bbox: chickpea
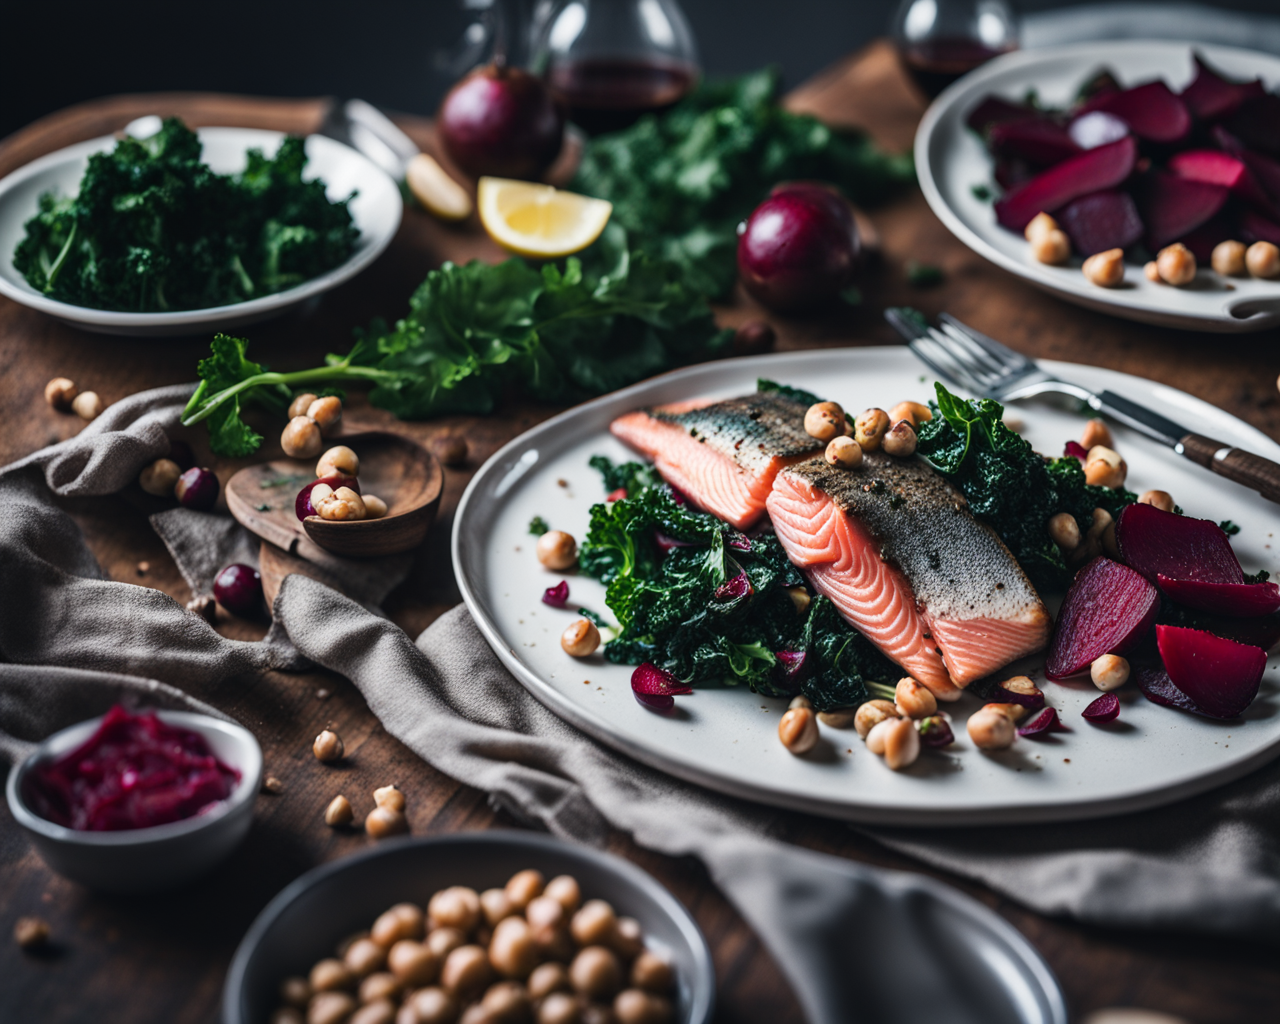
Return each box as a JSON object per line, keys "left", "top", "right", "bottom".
{"left": 537, "top": 993, "right": 581, "bottom": 1024}
{"left": 1085, "top": 507, "right": 1115, "bottom": 562}
{"left": 504, "top": 869, "right": 545, "bottom": 911}
{"left": 1084, "top": 446, "right": 1127, "bottom": 489}
{"left": 441, "top": 944, "right": 493, "bottom": 997}
{"left": 488, "top": 915, "right": 538, "bottom": 979}
{"left": 894, "top": 676, "right": 937, "bottom": 719}
{"left": 372, "top": 903, "right": 425, "bottom": 947}
{"left": 482, "top": 980, "right": 533, "bottom": 1021}
{"left": 405, "top": 988, "right": 459, "bottom": 1024}
{"left": 824, "top": 435, "right": 863, "bottom": 468}
{"left": 630, "top": 952, "right": 673, "bottom": 994}
{"left": 72, "top": 390, "right": 103, "bottom": 421}
{"left": 388, "top": 939, "right": 438, "bottom": 986}
{"left": 1079, "top": 418, "right": 1112, "bottom": 450}
{"left": 363, "top": 495, "right": 389, "bottom": 519}
{"left": 1212, "top": 240, "right": 1247, "bottom": 277}
{"left": 314, "top": 729, "right": 345, "bottom": 762}
{"left": 561, "top": 619, "right": 601, "bottom": 658}
{"left": 282, "top": 977, "right": 313, "bottom": 1008}
{"left": 309, "top": 992, "right": 357, "bottom": 1024}
{"left": 311, "top": 959, "right": 355, "bottom": 993}
{"left": 854, "top": 408, "right": 891, "bottom": 451}
{"left": 786, "top": 586, "right": 810, "bottom": 614}
{"left": 579, "top": 1006, "right": 616, "bottom": 1024}
{"left": 427, "top": 927, "right": 467, "bottom": 960}
{"left": 1155, "top": 243, "right": 1196, "bottom": 286}
{"left": 1081, "top": 248, "right": 1125, "bottom": 288}
{"left": 881, "top": 419, "right": 918, "bottom": 458}
{"left": 431, "top": 886, "right": 483, "bottom": 933}
{"left": 777, "top": 706, "right": 819, "bottom": 755}
{"left": 480, "top": 888, "right": 515, "bottom": 928}
{"left": 1138, "top": 489, "right": 1175, "bottom": 513}
{"left": 570, "top": 900, "right": 617, "bottom": 947}
{"left": 967, "top": 707, "right": 1016, "bottom": 750}
{"left": 1023, "top": 212, "right": 1059, "bottom": 242}
{"left": 290, "top": 393, "right": 320, "bottom": 419}
{"left": 272, "top": 1008, "right": 305, "bottom": 1024}
{"left": 351, "top": 1000, "right": 396, "bottom": 1024}
{"left": 610, "top": 917, "right": 644, "bottom": 960}
{"left": 889, "top": 401, "right": 932, "bottom": 427}
{"left": 1030, "top": 229, "right": 1071, "bottom": 266}
{"left": 324, "top": 794, "right": 355, "bottom": 826}
{"left": 369, "top": 786, "right": 403, "bottom": 814}
{"left": 346, "top": 938, "right": 387, "bottom": 978}
{"left": 317, "top": 486, "right": 367, "bottom": 521}
{"left": 1048, "top": 512, "right": 1081, "bottom": 552}
{"left": 985, "top": 702, "right": 1028, "bottom": 724}
{"left": 803, "top": 401, "right": 846, "bottom": 441}
{"left": 1246, "top": 240, "right": 1280, "bottom": 279}
{"left": 366, "top": 806, "right": 408, "bottom": 839}
{"left": 878, "top": 717, "right": 919, "bottom": 770}
{"left": 139, "top": 457, "right": 182, "bottom": 497}
{"left": 864, "top": 717, "right": 895, "bottom": 756}
{"left": 570, "top": 946, "right": 624, "bottom": 1000}
{"left": 614, "top": 990, "right": 672, "bottom": 1024}
{"left": 308, "top": 396, "right": 344, "bottom": 436}
{"left": 817, "top": 707, "right": 857, "bottom": 728}
{"left": 1091, "top": 653, "right": 1130, "bottom": 691}
{"left": 536, "top": 531, "right": 578, "bottom": 571}
{"left": 317, "top": 446, "right": 360, "bottom": 479}
{"left": 533, "top": 925, "right": 575, "bottom": 962}
{"left": 854, "top": 699, "right": 900, "bottom": 738}
{"left": 543, "top": 875, "right": 581, "bottom": 914}
{"left": 44, "top": 377, "right": 78, "bottom": 410}
{"left": 525, "top": 895, "right": 566, "bottom": 934}
{"left": 1143, "top": 260, "right": 1162, "bottom": 283}
{"left": 359, "top": 973, "right": 401, "bottom": 1004}
{"left": 529, "top": 961, "right": 572, "bottom": 999}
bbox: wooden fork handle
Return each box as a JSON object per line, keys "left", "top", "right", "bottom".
{"left": 1178, "top": 433, "right": 1280, "bottom": 505}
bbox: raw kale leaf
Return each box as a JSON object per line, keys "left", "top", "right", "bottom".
{"left": 588, "top": 455, "right": 664, "bottom": 498}
{"left": 571, "top": 68, "right": 915, "bottom": 299}
{"left": 14, "top": 119, "right": 358, "bottom": 312}
{"left": 917, "top": 382, "right": 1135, "bottom": 592}
{"left": 580, "top": 457, "right": 897, "bottom": 710}
{"left": 756, "top": 378, "right": 823, "bottom": 408}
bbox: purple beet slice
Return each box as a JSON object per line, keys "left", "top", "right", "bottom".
{"left": 1017, "top": 707, "right": 1061, "bottom": 738}
{"left": 1176, "top": 216, "right": 1233, "bottom": 263}
{"left": 1045, "top": 557, "right": 1160, "bottom": 680}
{"left": 1240, "top": 209, "right": 1280, "bottom": 246}
{"left": 1080, "top": 80, "right": 1191, "bottom": 144}
{"left": 1238, "top": 149, "right": 1280, "bottom": 205}
{"left": 988, "top": 117, "right": 1080, "bottom": 166}
{"left": 1068, "top": 110, "right": 1130, "bottom": 151}
{"left": 1058, "top": 189, "right": 1144, "bottom": 256}
{"left": 1082, "top": 692, "right": 1120, "bottom": 724}
{"left": 967, "top": 95, "right": 1032, "bottom": 133}
{"left": 994, "top": 158, "right": 1036, "bottom": 191}
{"left": 1227, "top": 94, "right": 1280, "bottom": 157}
{"left": 631, "top": 662, "right": 692, "bottom": 712}
{"left": 1157, "top": 574, "right": 1280, "bottom": 618}
{"left": 1156, "top": 624, "right": 1265, "bottom": 719}
{"left": 1137, "top": 171, "right": 1231, "bottom": 250}
{"left": 1180, "top": 52, "right": 1265, "bottom": 122}
{"left": 994, "top": 136, "right": 1138, "bottom": 234}
{"left": 1114, "top": 503, "right": 1243, "bottom": 585}
{"left": 1134, "top": 662, "right": 1204, "bottom": 714}
{"left": 1168, "top": 150, "right": 1278, "bottom": 216}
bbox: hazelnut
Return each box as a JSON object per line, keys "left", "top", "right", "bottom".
{"left": 308, "top": 992, "right": 356, "bottom": 1024}
{"left": 282, "top": 416, "right": 323, "bottom": 458}
{"left": 14, "top": 916, "right": 50, "bottom": 949}
{"left": 1138, "top": 490, "right": 1174, "bottom": 513}
{"left": 1048, "top": 512, "right": 1081, "bottom": 551}
{"left": 789, "top": 694, "right": 813, "bottom": 711}
{"left": 630, "top": 951, "right": 674, "bottom": 994}
{"left": 388, "top": 940, "right": 438, "bottom": 987}
{"left": 317, "top": 486, "right": 367, "bottom": 521}
{"left": 536, "top": 992, "right": 580, "bottom": 1024}
{"left": 1091, "top": 653, "right": 1130, "bottom": 691}
{"left": 139, "top": 458, "right": 182, "bottom": 496}
{"left": 431, "top": 885, "right": 483, "bottom": 931}
{"left": 371, "top": 904, "right": 425, "bottom": 947}
{"left": 433, "top": 436, "right": 469, "bottom": 467}
{"left": 427, "top": 927, "right": 466, "bottom": 960}
{"left": 72, "top": 390, "right": 102, "bottom": 420}
{"left": 44, "top": 377, "right": 78, "bottom": 410}
{"left": 1081, "top": 248, "right": 1125, "bottom": 288}
{"left": 324, "top": 795, "right": 354, "bottom": 827}
{"left": 526, "top": 895, "right": 566, "bottom": 932}
{"left": 441, "top": 944, "right": 493, "bottom": 997}
{"left": 1030, "top": 229, "right": 1071, "bottom": 265}
{"left": 888, "top": 401, "right": 932, "bottom": 427}
{"left": 481, "top": 980, "right": 532, "bottom": 1020}
{"left": 777, "top": 707, "right": 819, "bottom": 755}
{"left": 345, "top": 937, "right": 387, "bottom": 977}
{"left": 882, "top": 718, "right": 920, "bottom": 770}
{"left": 817, "top": 707, "right": 857, "bottom": 728}
{"left": 561, "top": 619, "right": 601, "bottom": 657}
{"left": 316, "top": 445, "right": 360, "bottom": 478}
{"left": 358, "top": 973, "right": 400, "bottom": 1004}
{"left": 536, "top": 530, "right": 577, "bottom": 570}
{"left": 405, "top": 988, "right": 459, "bottom": 1024}
{"left": 543, "top": 875, "right": 582, "bottom": 914}
{"left": 825, "top": 435, "right": 863, "bottom": 468}
{"left": 967, "top": 707, "right": 1016, "bottom": 750}
{"left": 881, "top": 419, "right": 917, "bottom": 458}
{"left": 854, "top": 699, "right": 900, "bottom": 738}
{"left": 1023, "top": 212, "right": 1058, "bottom": 242}
{"left": 570, "top": 946, "right": 624, "bottom": 1000}
{"left": 281, "top": 977, "right": 312, "bottom": 1008}
{"left": 1143, "top": 260, "right": 1162, "bottom": 283}
{"left": 350, "top": 1000, "right": 395, "bottom": 1024}
{"left": 489, "top": 915, "right": 539, "bottom": 978}
{"left": 365, "top": 806, "right": 408, "bottom": 839}
{"left": 480, "top": 888, "right": 515, "bottom": 928}
{"left": 362, "top": 495, "right": 388, "bottom": 519}
{"left": 894, "top": 676, "right": 936, "bottom": 719}
{"left": 373, "top": 785, "right": 405, "bottom": 812}
{"left": 529, "top": 961, "right": 572, "bottom": 999}
{"left": 854, "top": 408, "right": 891, "bottom": 451}
{"left": 313, "top": 729, "right": 344, "bottom": 762}
{"left": 308, "top": 396, "right": 344, "bottom": 436}
{"left": 289, "top": 393, "right": 320, "bottom": 419}
{"left": 310, "top": 958, "right": 354, "bottom": 992}
{"left": 1212, "top": 240, "right": 1247, "bottom": 277}
{"left": 803, "top": 401, "right": 845, "bottom": 442}
{"left": 1084, "top": 446, "right": 1127, "bottom": 488}
{"left": 1079, "top": 418, "right": 1113, "bottom": 450}
{"left": 504, "top": 869, "right": 545, "bottom": 910}
{"left": 570, "top": 900, "right": 616, "bottom": 947}
{"left": 1155, "top": 242, "right": 1196, "bottom": 286}
{"left": 1246, "top": 240, "right": 1280, "bottom": 279}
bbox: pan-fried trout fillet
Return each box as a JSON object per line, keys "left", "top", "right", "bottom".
{"left": 610, "top": 392, "right": 821, "bottom": 530}
{"left": 767, "top": 453, "right": 1051, "bottom": 698}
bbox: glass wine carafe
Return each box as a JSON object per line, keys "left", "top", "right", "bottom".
{"left": 530, "top": 0, "right": 701, "bottom": 134}
{"left": 891, "top": 0, "right": 1020, "bottom": 100}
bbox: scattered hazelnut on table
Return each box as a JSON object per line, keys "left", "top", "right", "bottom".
{"left": 308, "top": 396, "right": 344, "bottom": 436}
{"left": 313, "top": 729, "right": 345, "bottom": 762}
{"left": 262, "top": 775, "right": 285, "bottom": 793}
{"left": 366, "top": 805, "right": 408, "bottom": 839}
{"left": 288, "top": 393, "right": 319, "bottom": 419}
{"left": 14, "top": 916, "right": 51, "bottom": 950}
{"left": 433, "top": 436, "right": 469, "bottom": 467}
{"left": 282, "top": 416, "right": 323, "bottom": 459}
{"left": 373, "top": 785, "right": 405, "bottom": 813}
{"left": 72, "top": 390, "right": 102, "bottom": 421}
{"left": 324, "top": 795, "right": 354, "bottom": 827}
{"left": 44, "top": 377, "right": 77, "bottom": 411}
{"left": 316, "top": 445, "right": 359, "bottom": 478}
{"left": 1212, "top": 240, "right": 1247, "bottom": 277}
{"left": 1030, "top": 229, "right": 1071, "bottom": 266}
{"left": 536, "top": 530, "right": 577, "bottom": 570}
{"left": 561, "top": 618, "right": 601, "bottom": 657}
{"left": 139, "top": 458, "right": 182, "bottom": 496}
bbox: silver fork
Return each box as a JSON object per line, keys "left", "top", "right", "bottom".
{"left": 885, "top": 308, "right": 1280, "bottom": 506}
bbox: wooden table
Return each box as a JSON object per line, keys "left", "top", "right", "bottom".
{"left": 2, "top": 42, "right": 1278, "bottom": 1024}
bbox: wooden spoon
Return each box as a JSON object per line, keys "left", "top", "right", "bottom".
{"left": 226, "top": 431, "right": 443, "bottom": 558}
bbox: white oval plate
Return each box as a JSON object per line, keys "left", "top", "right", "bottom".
{"left": 0, "top": 127, "right": 402, "bottom": 336}
{"left": 916, "top": 41, "right": 1280, "bottom": 333}
{"left": 453, "top": 349, "right": 1280, "bottom": 826}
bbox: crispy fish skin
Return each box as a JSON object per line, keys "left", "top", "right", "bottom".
{"left": 653, "top": 393, "right": 820, "bottom": 473}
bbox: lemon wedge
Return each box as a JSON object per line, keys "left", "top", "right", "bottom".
{"left": 477, "top": 177, "right": 612, "bottom": 259}
{"left": 406, "top": 153, "right": 472, "bottom": 222}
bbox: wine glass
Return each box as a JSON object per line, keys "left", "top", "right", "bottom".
{"left": 891, "top": 0, "right": 1020, "bottom": 100}
{"left": 530, "top": 0, "right": 701, "bottom": 134}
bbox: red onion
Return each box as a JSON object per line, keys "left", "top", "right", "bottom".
{"left": 774, "top": 650, "right": 807, "bottom": 683}
{"left": 542, "top": 581, "right": 570, "bottom": 608}
{"left": 438, "top": 63, "right": 564, "bottom": 180}
{"left": 213, "top": 564, "right": 263, "bottom": 618}
{"left": 175, "top": 467, "right": 219, "bottom": 511}
{"left": 713, "top": 572, "right": 753, "bottom": 602}
{"left": 1064, "top": 440, "right": 1089, "bottom": 462}
{"left": 654, "top": 530, "right": 695, "bottom": 553}
{"left": 918, "top": 715, "right": 955, "bottom": 748}
{"left": 296, "top": 475, "right": 360, "bottom": 521}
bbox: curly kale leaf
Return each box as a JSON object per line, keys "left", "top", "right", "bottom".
{"left": 588, "top": 455, "right": 664, "bottom": 498}
{"left": 756, "top": 378, "right": 824, "bottom": 408}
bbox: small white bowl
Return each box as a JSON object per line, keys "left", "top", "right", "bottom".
{"left": 6, "top": 709, "right": 262, "bottom": 892}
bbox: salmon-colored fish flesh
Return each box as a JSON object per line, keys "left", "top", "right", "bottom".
{"left": 610, "top": 392, "right": 821, "bottom": 530}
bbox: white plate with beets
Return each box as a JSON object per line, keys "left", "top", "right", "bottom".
{"left": 453, "top": 348, "right": 1280, "bottom": 826}
{"left": 916, "top": 41, "right": 1280, "bottom": 332}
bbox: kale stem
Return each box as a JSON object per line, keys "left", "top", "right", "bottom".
{"left": 43, "top": 221, "right": 77, "bottom": 291}
{"left": 179, "top": 363, "right": 396, "bottom": 427}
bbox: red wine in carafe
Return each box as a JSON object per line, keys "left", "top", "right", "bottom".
{"left": 546, "top": 58, "right": 696, "bottom": 134}
{"left": 899, "top": 37, "right": 1014, "bottom": 98}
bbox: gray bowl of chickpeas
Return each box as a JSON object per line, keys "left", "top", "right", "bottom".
{"left": 223, "top": 831, "right": 713, "bottom": 1024}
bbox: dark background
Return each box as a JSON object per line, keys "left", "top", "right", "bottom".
{"left": 1, "top": 0, "right": 1277, "bottom": 142}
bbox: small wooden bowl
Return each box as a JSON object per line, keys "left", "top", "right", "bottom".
{"left": 226, "top": 431, "right": 443, "bottom": 558}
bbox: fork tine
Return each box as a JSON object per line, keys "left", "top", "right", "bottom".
{"left": 936, "top": 321, "right": 1011, "bottom": 379}
{"left": 925, "top": 328, "right": 1006, "bottom": 390}
{"left": 910, "top": 335, "right": 986, "bottom": 395}
{"left": 939, "top": 313, "right": 1035, "bottom": 372}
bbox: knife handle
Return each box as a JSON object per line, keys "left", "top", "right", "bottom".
{"left": 1178, "top": 433, "right": 1280, "bottom": 505}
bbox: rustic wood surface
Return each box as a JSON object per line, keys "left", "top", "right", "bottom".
{"left": 2, "top": 41, "right": 1279, "bottom": 1024}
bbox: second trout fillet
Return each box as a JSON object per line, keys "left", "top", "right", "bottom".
{"left": 767, "top": 453, "right": 1051, "bottom": 698}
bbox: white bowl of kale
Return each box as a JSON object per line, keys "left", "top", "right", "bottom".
{"left": 0, "top": 119, "right": 402, "bottom": 336}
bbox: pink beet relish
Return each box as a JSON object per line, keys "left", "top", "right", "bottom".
{"left": 26, "top": 705, "right": 240, "bottom": 831}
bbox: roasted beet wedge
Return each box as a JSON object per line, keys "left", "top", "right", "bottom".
{"left": 1114, "top": 503, "right": 1243, "bottom": 585}
{"left": 994, "top": 136, "right": 1138, "bottom": 233}
{"left": 988, "top": 117, "right": 1080, "bottom": 166}
{"left": 1137, "top": 171, "right": 1231, "bottom": 250}
{"left": 1177, "top": 216, "right": 1233, "bottom": 263}
{"left": 1179, "top": 52, "right": 1265, "bottom": 122}
{"left": 1134, "top": 662, "right": 1204, "bottom": 714}
{"left": 1045, "top": 557, "right": 1160, "bottom": 680}
{"left": 1080, "top": 80, "right": 1191, "bottom": 144}
{"left": 1239, "top": 149, "right": 1280, "bottom": 205}
{"left": 967, "top": 96, "right": 1032, "bottom": 133}
{"left": 1168, "top": 149, "right": 1276, "bottom": 212}
{"left": 1156, "top": 624, "right": 1265, "bottom": 719}
{"left": 1058, "top": 190, "right": 1144, "bottom": 256}
{"left": 1227, "top": 94, "right": 1280, "bottom": 157}
{"left": 994, "top": 158, "right": 1036, "bottom": 191}
{"left": 1240, "top": 209, "right": 1280, "bottom": 246}
{"left": 1157, "top": 575, "right": 1280, "bottom": 618}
